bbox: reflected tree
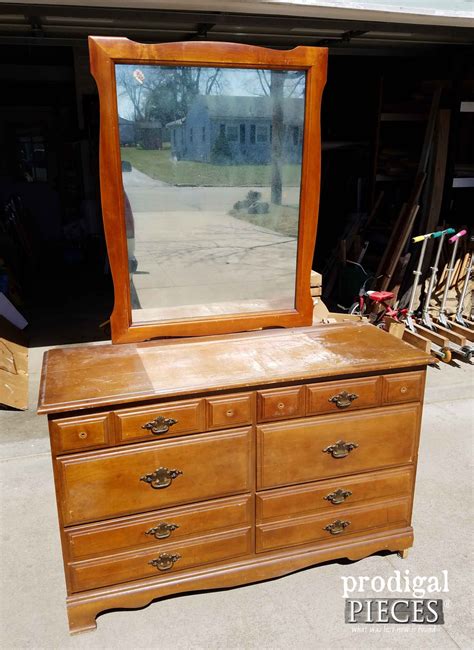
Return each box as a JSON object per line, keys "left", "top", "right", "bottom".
{"left": 116, "top": 66, "right": 224, "bottom": 125}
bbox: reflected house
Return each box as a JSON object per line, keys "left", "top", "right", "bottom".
{"left": 166, "top": 95, "right": 304, "bottom": 164}
{"left": 119, "top": 116, "right": 163, "bottom": 149}
{"left": 119, "top": 116, "right": 136, "bottom": 146}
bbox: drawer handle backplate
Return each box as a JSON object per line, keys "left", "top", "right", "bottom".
{"left": 142, "top": 416, "right": 178, "bottom": 435}
{"left": 146, "top": 522, "right": 179, "bottom": 539}
{"left": 149, "top": 552, "right": 181, "bottom": 571}
{"left": 329, "top": 391, "right": 359, "bottom": 409}
{"left": 324, "top": 519, "right": 350, "bottom": 535}
{"left": 324, "top": 488, "right": 352, "bottom": 505}
{"left": 323, "top": 440, "right": 358, "bottom": 459}
{"left": 140, "top": 467, "right": 183, "bottom": 489}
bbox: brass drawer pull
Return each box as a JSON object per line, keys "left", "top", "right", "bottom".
{"left": 329, "top": 391, "right": 359, "bottom": 409}
{"left": 140, "top": 467, "right": 183, "bottom": 489}
{"left": 149, "top": 552, "right": 181, "bottom": 571}
{"left": 324, "top": 488, "right": 352, "bottom": 505}
{"left": 146, "top": 522, "right": 179, "bottom": 539}
{"left": 323, "top": 440, "right": 358, "bottom": 459}
{"left": 142, "top": 416, "right": 178, "bottom": 435}
{"left": 324, "top": 519, "right": 350, "bottom": 535}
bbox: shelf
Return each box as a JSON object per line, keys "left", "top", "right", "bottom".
{"left": 452, "top": 177, "right": 474, "bottom": 188}
{"left": 381, "top": 113, "right": 427, "bottom": 122}
{"left": 460, "top": 101, "right": 474, "bottom": 113}
{"left": 376, "top": 174, "right": 412, "bottom": 182}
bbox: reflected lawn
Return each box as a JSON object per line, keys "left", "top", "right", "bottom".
{"left": 121, "top": 146, "right": 301, "bottom": 187}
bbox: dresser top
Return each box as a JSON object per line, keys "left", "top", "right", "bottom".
{"left": 38, "top": 322, "right": 431, "bottom": 415}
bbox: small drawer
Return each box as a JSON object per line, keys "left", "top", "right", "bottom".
{"left": 65, "top": 494, "right": 253, "bottom": 560}
{"left": 306, "top": 376, "right": 381, "bottom": 416}
{"left": 257, "top": 404, "right": 419, "bottom": 490}
{"left": 115, "top": 399, "right": 204, "bottom": 444}
{"left": 206, "top": 393, "right": 252, "bottom": 430}
{"left": 257, "top": 386, "right": 305, "bottom": 422}
{"left": 69, "top": 527, "right": 252, "bottom": 592}
{"left": 256, "top": 497, "right": 410, "bottom": 553}
{"left": 50, "top": 414, "right": 111, "bottom": 453}
{"left": 58, "top": 427, "right": 252, "bottom": 526}
{"left": 256, "top": 467, "right": 413, "bottom": 522}
{"left": 383, "top": 372, "right": 424, "bottom": 405}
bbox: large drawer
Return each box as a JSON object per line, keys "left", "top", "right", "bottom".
{"left": 256, "top": 467, "right": 413, "bottom": 522}
{"left": 66, "top": 494, "right": 253, "bottom": 560}
{"left": 257, "top": 404, "right": 420, "bottom": 489}
{"left": 256, "top": 497, "right": 410, "bottom": 553}
{"left": 58, "top": 428, "right": 252, "bottom": 526}
{"left": 69, "top": 527, "right": 252, "bottom": 592}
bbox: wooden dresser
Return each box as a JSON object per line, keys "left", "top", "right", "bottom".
{"left": 38, "top": 322, "right": 431, "bottom": 633}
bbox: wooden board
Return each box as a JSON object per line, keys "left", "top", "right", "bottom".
{"left": 448, "top": 321, "right": 474, "bottom": 340}
{"left": 0, "top": 316, "right": 28, "bottom": 410}
{"left": 414, "top": 323, "right": 449, "bottom": 347}
{"left": 402, "top": 329, "right": 431, "bottom": 354}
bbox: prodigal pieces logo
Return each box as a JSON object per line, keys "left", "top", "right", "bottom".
{"left": 342, "top": 570, "right": 448, "bottom": 624}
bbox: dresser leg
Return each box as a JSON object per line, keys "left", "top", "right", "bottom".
{"left": 397, "top": 549, "right": 409, "bottom": 559}
{"left": 67, "top": 602, "right": 98, "bottom": 635}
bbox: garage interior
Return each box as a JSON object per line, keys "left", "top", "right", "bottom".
{"left": 0, "top": 4, "right": 472, "bottom": 349}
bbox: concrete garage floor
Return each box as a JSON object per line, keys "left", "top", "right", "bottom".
{"left": 0, "top": 343, "right": 473, "bottom": 649}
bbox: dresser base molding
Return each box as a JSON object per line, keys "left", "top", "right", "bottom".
{"left": 66, "top": 527, "right": 413, "bottom": 634}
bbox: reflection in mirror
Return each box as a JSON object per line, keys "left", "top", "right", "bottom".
{"left": 115, "top": 65, "right": 306, "bottom": 323}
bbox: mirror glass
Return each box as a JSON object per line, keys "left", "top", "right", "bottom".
{"left": 115, "top": 64, "right": 306, "bottom": 323}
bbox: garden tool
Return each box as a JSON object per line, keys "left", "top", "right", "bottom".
{"left": 421, "top": 228, "right": 455, "bottom": 329}
{"left": 438, "top": 229, "right": 467, "bottom": 328}
{"left": 454, "top": 252, "right": 473, "bottom": 326}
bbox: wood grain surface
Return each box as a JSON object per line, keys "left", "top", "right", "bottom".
{"left": 38, "top": 322, "right": 431, "bottom": 414}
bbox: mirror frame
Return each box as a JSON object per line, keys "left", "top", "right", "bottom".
{"left": 89, "top": 37, "right": 327, "bottom": 343}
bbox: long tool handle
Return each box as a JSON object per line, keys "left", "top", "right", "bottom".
{"left": 440, "top": 230, "right": 467, "bottom": 316}
{"left": 456, "top": 252, "right": 473, "bottom": 320}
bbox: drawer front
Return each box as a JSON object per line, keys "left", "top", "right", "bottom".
{"left": 115, "top": 399, "right": 204, "bottom": 444}
{"left": 257, "top": 404, "right": 420, "bottom": 490}
{"left": 256, "top": 498, "right": 410, "bottom": 553}
{"left": 66, "top": 494, "right": 253, "bottom": 560}
{"left": 306, "top": 376, "right": 381, "bottom": 416}
{"left": 383, "top": 371, "right": 424, "bottom": 405}
{"left": 69, "top": 527, "right": 252, "bottom": 592}
{"left": 206, "top": 393, "right": 253, "bottom": 430}
{"left": 50, "top": 414, "right": 111, "bottom": 453}
{"left": 257, "top": 386, "right": 305, "bottom": 422}
{"left": 58, "top": 428, "right": 252, "bottom": 526}
{"left": 256, "top": 467, "right": 413, "bottom": 522}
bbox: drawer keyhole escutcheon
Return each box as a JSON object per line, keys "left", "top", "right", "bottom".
{"left": 324, "top": 488, "right": 352, "bottom": 505}
{"left": 146, "top": 522, "right": 179, "bottom": 539}
{"left": 329, "top": 391, "right": 359, "bottom": 409}
{"left": 142, "top": 416, "right": 178, "bottom": 435}
{"left": 78, "top": 431, "right": 88, "bottom": 440}
{"left": 324, "top": 520, "right": 350, "bottom": 535}
{"left": 140, "top": 467, "right": 183, "bottom": 489}
{"left": 149, "top": 552, "right": 181, "bottom": 571}
{"left": 323, "top": 440, "right": 358, "bottom": 459}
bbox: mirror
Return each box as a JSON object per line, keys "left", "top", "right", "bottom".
{"left": 116, "top": 65, "right": 306, "bottom": 324}
{"left": 89, "top": 38, "right": 327, "bottom": 342}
